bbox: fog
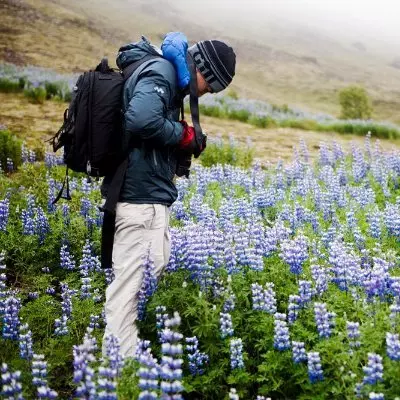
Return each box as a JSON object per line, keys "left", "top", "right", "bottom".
{"left": 170, "top": 0, "right": 400, "bottom": 49}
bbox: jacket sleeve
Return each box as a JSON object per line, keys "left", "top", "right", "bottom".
{"left": 124, "top": 68, "right": 183, "bottom": 147}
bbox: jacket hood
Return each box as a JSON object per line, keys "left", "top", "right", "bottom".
{"left": 116, "top": 36, "right": 162, "bottom": 70}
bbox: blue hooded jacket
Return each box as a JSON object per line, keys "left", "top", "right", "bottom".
{"left": 103, "top": 34, "right": 190, "bottom": 206}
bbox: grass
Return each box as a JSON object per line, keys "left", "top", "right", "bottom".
{"left": 1, "top": 92, "right": 398, "bottom": 164}
{"left": 198, "top": 104, "right": 400, "bottom": 140}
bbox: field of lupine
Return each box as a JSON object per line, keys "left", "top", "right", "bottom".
{"left": 0, "top": 132, "right": 400, "bottom": 399}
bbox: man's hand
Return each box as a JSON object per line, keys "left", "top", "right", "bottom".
{"left": 179, "top": 120, "right": 206, "bottom": 157}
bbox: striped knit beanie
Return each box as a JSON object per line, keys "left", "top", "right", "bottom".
{"left": 188, "top": 40, "right": 236, "bottom": 93}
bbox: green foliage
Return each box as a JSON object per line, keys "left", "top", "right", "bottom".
{"left": 339, "top": 85, "right": 373, "bottom": 120}
{"left": 0, "top": 77, "right": 25, "bottom": 93}
{"left": 0, "top": 129, "right": 22, "bottom": 171}
{"left": 226, "top": 89, "right": 239, "bottom": 100}
{"left": 24, "top": 86, "right": 47, "bottom": 104}
{"left": 44, "top": 80, "right": 70, "bottom": 101}
{"left": 200, "top": 137, "right": 254, "bottom": 168}
{"left": 1, "top": 135, "right": 400, "bottom": 399}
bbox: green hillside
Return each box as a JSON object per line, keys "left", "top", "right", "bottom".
{"left": 1, "top": 0, "right": 400, "bottom": 123}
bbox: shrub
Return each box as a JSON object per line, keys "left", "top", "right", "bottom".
{"left": 339, "top": 85, "right": 373, "bottom": 120}
{"left": 24, "top": 86, "right": 47, "bottom": 104}
{"left": 44, "top": 81, "right": 70, "bottom": 101}
{"left": 227, "top": 109, "right": 251, "bottom": 123}
{"left": 249, "top": 115, "right": 277, "bottom": 129}
{"left": 0, "top": 78, "right": 22, "bottom": 93}
{"left": 0, "top": 129, "right": 22, "bottom": 171}
{"left": 226, "top": 88, "right": 239, "bottom": 100}
{"left": 199, "top": 104, "right": 227, "bottom": 119}
{"left": 200, "top": 137, "right": 254, "bottom": 168}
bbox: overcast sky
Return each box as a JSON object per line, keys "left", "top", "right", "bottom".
{"left": 174, "top": 0, "right": 400, "bottom": 46}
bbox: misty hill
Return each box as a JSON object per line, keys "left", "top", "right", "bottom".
{"left": 1, "top": 0, "right": 400, "bottom": 123}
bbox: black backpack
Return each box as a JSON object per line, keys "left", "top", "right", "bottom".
{"left": 50, "top": 55, "right": 157, "bottom": 202}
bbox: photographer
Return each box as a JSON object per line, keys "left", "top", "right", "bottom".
{"left": 102, "top": 32, "right": 236, "bottom": 357}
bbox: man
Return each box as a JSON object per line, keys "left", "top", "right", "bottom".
{"left": 102, "top": 33, "right": 236, "bottom": 358}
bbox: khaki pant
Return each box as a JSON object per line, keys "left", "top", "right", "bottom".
{"left": 102, "top": 203, "right": 171, "bottom": 358}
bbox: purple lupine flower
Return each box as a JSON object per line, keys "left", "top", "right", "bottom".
{"left": 80, "top": 197, "right": 92, "bottom": 219}
{"left": 246, "top": 247, "right": 264, "bottom": 272}
{"left": 367, "top": 210, "right": 382, "bottom": 239}
{"left": 353, "top": 227, "right": 365, "bottom": 250}
{"left": 384, "top": 204, "right": 400, "bottom": 239}
{"left": 273, "top": 313, "right": 290, "bottom": 351}
{"left": 369, "top": 393, "right": 384, "bottom": 400}
{"left": 310, "top": 263, "right": 329, "bottom": 296}
{"left": 21, "top": 144, "right": 29, "bottom": 164}
{"left": 298, "top": 280, "right": 313, "bottom": 306}
{"left": 1, "top": 363, "right": 24, "bottom": 399}
{"left": 220, "top": 312, "right": 234, "bottom": 338}
{"left": 54, "top": 315, "right": 68, "bottom": 336}
{"left": 6, "top": 158, "right": 14, "bottom": 172}
{"left": 92, "top": 289, "right": 102, "bottom": 303}
{"left": 80, "top": 277, "right": 92, "bottom": 300}
{"left": 98, "top": 335, "right": 122, "bottom": 400}
{"left": 47, "top": 178, "right": 56, "bottom": 213}
{"left": 97, "top": 365, "right": 117, "bottom": 400}
{"left": 56, "top": 283, "right": 73, "bottom": 334}
{"left": 223, "top": 293, "right": 236, "bottom": 313}
{"left": 0, "top": 198, "right": 10, "bottom": 231}
{"left": 31, "top": 354, "right": 58, "bottom": 399}
{"left": 355, "top": 382, "right": 364, "bottom": 398}
{"left": 159, "top": 312, "right": 184, "bottom": 400}
{"left": 314, "top": 303, "right": 336, "bottom": 338}
{"left": 104, "top": 334, "right": 124, "bottom": 374}
{"left": 29, "top": 149, "right": 36, "bottom": 163}
{"left": 292, "top": 341, "right": 307, "bottom": 363}
{"left": 136, "top": 339, "right": 158, "bottom": 399}
{"left": 390, "top": 300, "right": 400, "bottom": 327}
{"left": 0, "top": 254, "right": 7, "bottom": 315}
{"left": 62, "top": 204, "right": 70, "bottom": 227}
{"left": 229, "top": 388, "right": 239, "bottom": 400}
{"left": 386, "top": 332, "right": 400, "bottom": 361}
{"left": 251, "top": 282, "right": 277, "bottom": 314}
{"left": 288, "top": 295, "right": 301, "bottom": 325}
{"left": 137, "top": 252, "right": 157, "bottom": 321}
{"left": 32, "top": 354, "right": 48, "bottom": 386}
{"left": 104, "top": 268, "right": 114, "bottom": 286}
{"left": 87, "top": 315, "right": 100, "bottom": 333}
{"left": 45, "top": 286, "right": 55, "bottom": 295}
{"left": 156, "top": 306, "right": 168, "bottom": 342}
{"left": 73, "top": 332, "right": 98, "bottom": 399}
{"left": 347, "top": 322, "right": 361, "bottom": 348}
{"left": 78, "top": 240, "right": 99, "bottom": 276}
{"left": 280, "top": 233, "right": 308, "bottom": 275}
{"left": 34, "top": 206, "right": 50, "bottom": 244}
{"left": 307, "top": 352, "right": 323, "bottom": 383}
{"left": 2, "top": 295, "right": 21, "bottom": 340}
{"left": 225, "top": 244, "right": 239, "bottom": 275}
{"left": 21, "top": 209, "right": 35, "bottom": 235}
{"left": 364, "top": 263, "right": 389, "bottom": 300}
{"left": 60, "top": 244, "right": 75, "bottom": 270}
{"left": 28, "top": 292, "right": 39, "bottom": 300}
{"left": 19, "top": 323, "right": 33, "bottom": 360}
{"left": 186, "top": 336, "right": 209, "bottom": 376}
{"left": 362, "top": 353, "right": 383, "bottom": 385}
{"left": 230, "top": 338, "right": 244, "bottom": 369}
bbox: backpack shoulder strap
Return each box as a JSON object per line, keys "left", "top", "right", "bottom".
{"left": 122, "top": 54, "right": 161, "bottom": 82}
